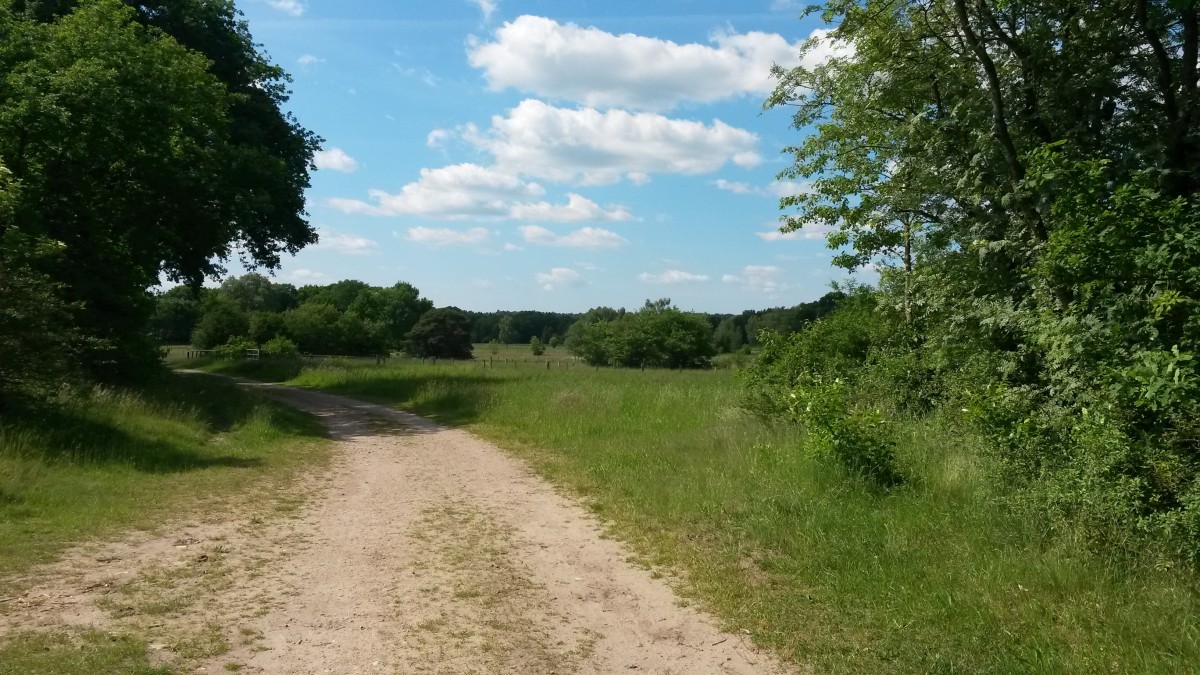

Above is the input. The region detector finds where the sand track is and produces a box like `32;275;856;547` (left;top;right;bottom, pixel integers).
1;381;790;674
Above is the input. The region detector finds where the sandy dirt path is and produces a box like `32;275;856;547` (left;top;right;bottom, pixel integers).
1;382;791;674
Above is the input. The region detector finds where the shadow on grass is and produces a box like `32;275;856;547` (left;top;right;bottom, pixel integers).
1;372;321;475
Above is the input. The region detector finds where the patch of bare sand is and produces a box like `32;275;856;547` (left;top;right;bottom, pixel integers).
1;383;794;674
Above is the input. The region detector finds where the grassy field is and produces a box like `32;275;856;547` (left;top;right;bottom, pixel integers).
195;356;1200;673
0;372;329;669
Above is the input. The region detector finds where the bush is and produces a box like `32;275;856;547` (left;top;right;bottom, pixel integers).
529;336;546;356
214;336;256;360
786;376;904;488
261;336;300;359
566;299;715;369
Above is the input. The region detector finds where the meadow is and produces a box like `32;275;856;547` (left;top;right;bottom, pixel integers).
201;353;1200;673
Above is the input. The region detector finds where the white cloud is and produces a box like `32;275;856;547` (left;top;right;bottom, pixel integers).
723;265;788;294
313;228;378;255
468;16;848;111
265;0;304;17
297;54;323;67
314;147;359;173
406;226;491;247
508;194;632;222
714;179;811;197
288;268;327;282
519;225;627;249
328;163;542;219
757;222;832;241
470;0;497;21
535;267;582;291
502;242;524;252
426;129;451;148
639;269;710;284
328;163;632;222
462;99;760;185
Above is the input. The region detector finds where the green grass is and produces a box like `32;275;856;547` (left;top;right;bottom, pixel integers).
0;630;170;675
0;372;329;588
262;359;1199;673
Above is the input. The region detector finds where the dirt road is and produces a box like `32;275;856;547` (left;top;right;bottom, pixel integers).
1;382;790;674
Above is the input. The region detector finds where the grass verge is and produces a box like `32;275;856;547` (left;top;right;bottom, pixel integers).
232;358;1200;674
0;371;330;669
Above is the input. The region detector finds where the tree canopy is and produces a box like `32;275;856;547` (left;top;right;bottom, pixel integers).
0;0;318;383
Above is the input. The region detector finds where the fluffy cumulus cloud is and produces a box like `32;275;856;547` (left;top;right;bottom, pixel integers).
723;265;787;294
265;0;304;17
313;147;359;173
313;228;378;255
328;162;632;221
638;269;710;284
535;267;583;291
468;16;848;111
519;225;627;249
405;226;491;247
457;99;760;185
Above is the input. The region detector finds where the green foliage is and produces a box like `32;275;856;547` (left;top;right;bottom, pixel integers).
213;336;256;360
190;298;248;350
406;307;473;359
260;336;299;359
786;377;904;488
566;299;715;369
759;0;1200;566
0;0;317;381
0;164;79;405
529;335;545;356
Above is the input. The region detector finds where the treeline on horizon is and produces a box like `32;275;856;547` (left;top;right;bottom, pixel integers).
154;272;846;361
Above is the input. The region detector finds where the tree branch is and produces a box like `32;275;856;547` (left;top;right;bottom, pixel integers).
953;0;1025;184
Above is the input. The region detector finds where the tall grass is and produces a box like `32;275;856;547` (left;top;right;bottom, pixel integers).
281;360;1198;673
0;373;329;588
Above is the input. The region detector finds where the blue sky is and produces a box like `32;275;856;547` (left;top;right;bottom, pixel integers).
227;0;865;313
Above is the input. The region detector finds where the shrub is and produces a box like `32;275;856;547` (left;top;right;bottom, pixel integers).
214;336;256;360
786;376;904;488
261;336;300;359
530;336;546;356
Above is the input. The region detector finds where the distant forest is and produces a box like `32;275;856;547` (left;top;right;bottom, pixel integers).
152;273;845;355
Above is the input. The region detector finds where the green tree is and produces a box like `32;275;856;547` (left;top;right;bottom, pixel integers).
297;280;370;312
190;297;248;349
219;274;297;314
0;161;78;405
713;317;745;353
530;335;546;356
283;302;341;355
765;0;1200;562
346;282;433;350
497;315;515;344
149;285;206;345
0;0;317;378
406;308;473;359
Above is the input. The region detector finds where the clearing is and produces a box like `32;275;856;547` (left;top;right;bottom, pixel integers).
0;380;789;674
